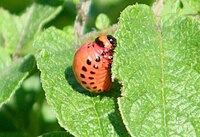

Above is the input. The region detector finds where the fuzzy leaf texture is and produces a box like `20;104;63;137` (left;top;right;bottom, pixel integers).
113;4;200;137
34;27;128;137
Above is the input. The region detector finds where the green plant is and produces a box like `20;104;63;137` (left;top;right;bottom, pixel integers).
0;0;199;136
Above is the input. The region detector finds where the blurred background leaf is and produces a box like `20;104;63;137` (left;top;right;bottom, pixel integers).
0;55;35;104
95;13;110;30
0;73;64;136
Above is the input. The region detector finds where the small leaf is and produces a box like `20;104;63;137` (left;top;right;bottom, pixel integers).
62;26;75;35
95;13;110;30
0;54;35;104
34;27;128;136
73;0;80;5
113;4;200;137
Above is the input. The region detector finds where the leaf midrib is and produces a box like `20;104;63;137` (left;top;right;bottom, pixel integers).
158;23;167;136
91;98;104;136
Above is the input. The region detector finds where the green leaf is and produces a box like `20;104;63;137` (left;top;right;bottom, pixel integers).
17;2;62;49
95;13;110;30
0;48;12;70
0;54;35;104
0;2;62;53
113;4;200;137
34;27;128;137
0;8;19;49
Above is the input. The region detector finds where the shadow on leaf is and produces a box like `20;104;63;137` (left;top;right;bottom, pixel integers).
64;66;122;98
108;101;130;137
64;66;127;136
19;55;35;73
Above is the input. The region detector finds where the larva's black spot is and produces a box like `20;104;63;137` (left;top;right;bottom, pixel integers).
95;56;100;62
93;65;98;69
86;86;90;89
87;46;89;48
108;63;111;68
87;59;91;65
81;81;87;84
89;77;94;80
107;35;117;47
80;74;85;78
90;71;95;74
101;52;106;56
95;37;104;47
90;82;94;85
93;86;97;89
82;66;87;72
98;89;101;92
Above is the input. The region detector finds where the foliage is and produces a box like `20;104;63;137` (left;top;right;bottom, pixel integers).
0;0;199;136
95;13;110;30
114;4;200;137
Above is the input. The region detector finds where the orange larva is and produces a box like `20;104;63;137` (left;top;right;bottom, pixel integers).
73;35;117;93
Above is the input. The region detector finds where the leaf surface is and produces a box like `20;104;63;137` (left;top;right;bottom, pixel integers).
0;48;12;70
113;4;200;137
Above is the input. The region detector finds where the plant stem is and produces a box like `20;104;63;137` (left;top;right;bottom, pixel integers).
74;0;91;49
